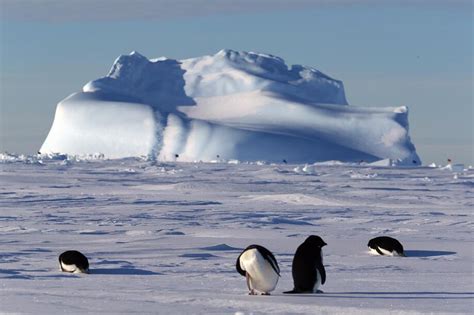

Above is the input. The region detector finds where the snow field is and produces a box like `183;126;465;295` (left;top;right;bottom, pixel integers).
0;157;472;314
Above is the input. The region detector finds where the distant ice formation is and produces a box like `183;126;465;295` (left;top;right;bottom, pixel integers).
40;49;420;165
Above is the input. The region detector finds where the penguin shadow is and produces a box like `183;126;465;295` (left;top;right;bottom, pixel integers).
91;259;161;276
404;250;456;257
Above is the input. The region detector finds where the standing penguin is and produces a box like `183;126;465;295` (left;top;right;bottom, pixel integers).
236;245;280;295
59;250;89;273
368;236;405;257
284;235;327;294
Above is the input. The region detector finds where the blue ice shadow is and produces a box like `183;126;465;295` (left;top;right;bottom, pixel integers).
20;248;52;253
330;291;473;295
199;244;242;251
91;268;160;275
180;253;219;260
0;269;33;280
282;291;473;300
0;268;75;280
85;56;196;112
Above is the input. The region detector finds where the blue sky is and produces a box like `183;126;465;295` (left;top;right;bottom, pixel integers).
1;0;472;164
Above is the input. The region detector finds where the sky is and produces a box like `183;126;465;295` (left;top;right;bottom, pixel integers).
0;0;472;165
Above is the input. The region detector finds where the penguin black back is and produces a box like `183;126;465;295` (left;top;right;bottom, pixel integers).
236;244;280;276
59;250;89;273
368;236;405;256
285;235;327;294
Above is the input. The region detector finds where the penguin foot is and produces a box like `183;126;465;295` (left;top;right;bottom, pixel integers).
248;290;257;295
283;289;299;294
316;290;324;294
261;292;270;296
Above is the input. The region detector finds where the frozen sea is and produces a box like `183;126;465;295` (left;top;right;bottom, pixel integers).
0;156;472;314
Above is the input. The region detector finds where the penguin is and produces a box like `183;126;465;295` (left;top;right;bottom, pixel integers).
236;245;280;295
284;235;327;294
368;236;405;257
59;250;89;273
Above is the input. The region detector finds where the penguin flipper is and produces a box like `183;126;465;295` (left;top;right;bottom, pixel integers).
317;263;326;285
245;272;252;292
257;246;280;276
375;246;385;256
235;252;246;276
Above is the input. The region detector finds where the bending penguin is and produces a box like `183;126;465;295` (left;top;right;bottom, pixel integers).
59;250;89;273
236;245;280;295
368;236;405;257
285;235;327;294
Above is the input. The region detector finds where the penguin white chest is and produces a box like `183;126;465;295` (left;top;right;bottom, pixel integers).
239;249;279;293
313;269;322;292
313;248;323;292
60;262;81;273
369;246;395;256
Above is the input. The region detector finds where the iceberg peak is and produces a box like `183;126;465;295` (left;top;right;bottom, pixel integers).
86;49;348;106
129;50;144;57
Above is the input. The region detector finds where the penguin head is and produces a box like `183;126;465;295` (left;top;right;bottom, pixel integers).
304;235;327;248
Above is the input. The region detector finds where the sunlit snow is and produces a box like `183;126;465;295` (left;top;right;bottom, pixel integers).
0;154;472;314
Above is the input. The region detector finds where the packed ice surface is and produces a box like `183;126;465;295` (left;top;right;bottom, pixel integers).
1;155;472;314
40;50;420;165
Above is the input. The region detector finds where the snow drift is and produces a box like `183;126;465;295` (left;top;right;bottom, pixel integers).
40;49;420;164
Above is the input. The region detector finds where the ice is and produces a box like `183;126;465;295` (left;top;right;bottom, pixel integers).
368;158;393;167
452;164;465;172
40;93;160;158
0;156;472;314
40;50;420;165
441;163;466;172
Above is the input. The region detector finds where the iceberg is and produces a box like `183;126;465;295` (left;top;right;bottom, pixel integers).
40;49;420;165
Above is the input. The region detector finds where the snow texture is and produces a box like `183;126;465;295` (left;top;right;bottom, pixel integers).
1;155;472;314
40;49;420;165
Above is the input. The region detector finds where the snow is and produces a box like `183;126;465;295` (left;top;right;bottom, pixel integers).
40;49;420;165
1;155;472;314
